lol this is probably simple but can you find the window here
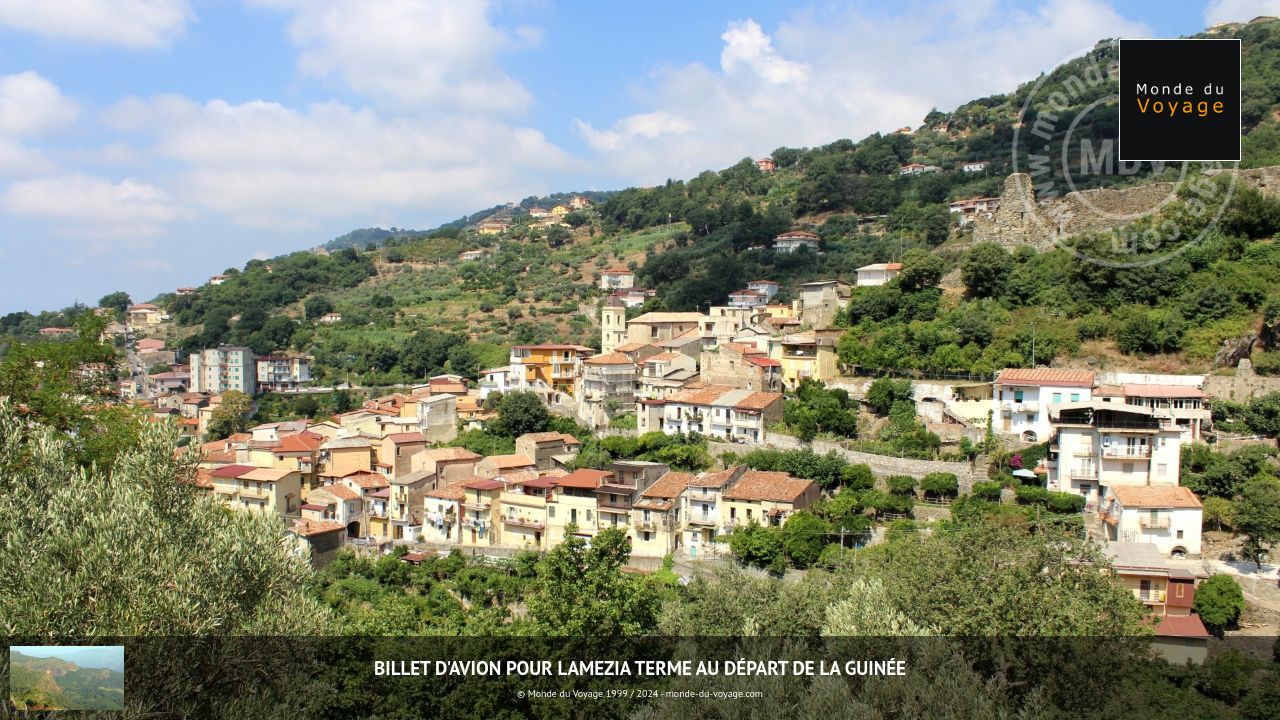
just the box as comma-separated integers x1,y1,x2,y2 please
586,510,593,522
1157,463,1168,476
1052,392,1062,403
1123,463,1134,474
1070,393,1080,402
548,506,556,518
1176,530,1184,539
1014,390,1024,402
730,507,736,519
643,531,651,542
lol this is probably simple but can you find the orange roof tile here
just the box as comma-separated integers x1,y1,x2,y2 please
418,447,482,462
723,471,815,503
345,472,391,490
485,453,537,469
556,468,612,489
996,368,1095,388
317,484,360,501
292,519,346,537
584,352,635,366
1109,485,1202,510
641,471,693,499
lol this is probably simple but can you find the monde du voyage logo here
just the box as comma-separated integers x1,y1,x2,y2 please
1119,38,1241,162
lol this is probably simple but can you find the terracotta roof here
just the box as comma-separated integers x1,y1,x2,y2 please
516,476,558,489
614,342,649,353
584,352,635,366
484,453,537,469
745,356,782,368
292,519,345,537
192,468,214,489
464,478,506,491
1109,485,1202,510
1154,614,1209,638
1122,384,1206,399
136,338,165,350
300,502,328,511
996,368,1095,388
519,431,580,445
603,267,634,274
644,351,683,363
775,230,819,239
735,391,784,411
688,466,744,489
723,471,815,503
629,312,706,324
274,432,324,454
210,464,256,479
428,381,467,394
641,471,694,499
384,431,427,444
418,447,482,462
238,467,296,482
556,468,612,489
511,343,594,351
319,484,361,501
369,487,390,498
344,472,390,490
426,480,468,501
721,342,764,356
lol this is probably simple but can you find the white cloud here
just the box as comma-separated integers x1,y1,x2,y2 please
1205,0,1280,24
248,0,534,112
1,174,188,240
576,0,1150,184
107,95,573,229
0,71,78,178
0,0,192,48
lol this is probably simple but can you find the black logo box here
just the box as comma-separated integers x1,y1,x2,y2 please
1119,38,1240,162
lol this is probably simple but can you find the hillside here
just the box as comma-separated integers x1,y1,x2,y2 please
9,650,125,711
9,19,1280,390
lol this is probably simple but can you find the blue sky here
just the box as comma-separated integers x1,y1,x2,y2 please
12,645,125,672
0,0,1271,313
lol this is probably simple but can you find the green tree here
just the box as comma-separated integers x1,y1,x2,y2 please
445,344,482,379
1192,574,1246,636
1234,476,1280,571
1244,391,1280,448
781,511,829,568
490,390,551,437
728,522,785,571
206,390,253,440
961,242,1012,299
304,295,334,321
864,377,913,416
895,248,944,291
526,527,658,635
97,291,131,315
400,329,462,378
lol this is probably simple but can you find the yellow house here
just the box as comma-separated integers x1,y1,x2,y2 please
550,204,571,217
209,464,303,517
721,470,820,530
770,330,840,390
631,471,691,557
509,344,593,399
460,478,504,545
499,475,554,550
319,436,374,479
377,431,428,477
545,468,611,547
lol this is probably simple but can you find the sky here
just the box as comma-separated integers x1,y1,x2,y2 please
12,645,125,672
0,0,1274,314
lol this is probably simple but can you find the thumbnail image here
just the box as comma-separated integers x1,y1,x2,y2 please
9,646,124,711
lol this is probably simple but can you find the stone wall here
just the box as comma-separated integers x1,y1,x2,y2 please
1203,360,1280,402
710,438,984,492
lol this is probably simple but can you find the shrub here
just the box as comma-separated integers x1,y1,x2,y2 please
886,474,917,496
841,463,876,491
971,481,1003,501
1193,575,1246,636
920,472,959,498
1045,491,1086,514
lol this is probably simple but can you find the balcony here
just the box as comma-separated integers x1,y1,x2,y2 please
634,518,660,532
1069,469,1096,480
239,487,270,500
462,500,491,511
1102,446,1151,459
503,516,545,530
1135,589,1167,603
1139,515,1170,529
1072,447,1095,457
598,496,632,511
687,514,718,527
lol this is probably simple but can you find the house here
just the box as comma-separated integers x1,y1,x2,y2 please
377,431,429,477
509,343,594,401
576,352,638,428
899,163,941,175
478,366,513,400
608,287,656,308
150,370,191,394
993,368,1095,442
1115,384,1212,442
209,465,303,517
638,351,699,400
599,267,635,290
855,262,903,287
632,471,692,556
722,470,820,530
474,222,507,237
422,481,468,544
596,460,668,535
136,338,165,352
515,432,581,471
746,280,779,302
772,230,820,254
175,286,197,296
755,157,776,173
528,207,550,218
1103,542,1203,617
546,468,612,546
638,384,785,443
318,312,342,324
1102,485,1202,558
961,161,989,173
682,465,748,555
410,447,482,488
454,478,502,545
727,288,767,308
126,303,165,326
255,355,312,393
498,474,554,550
550,204,571,217
190,346,256,395
425,375,468,397
209,274,229,285
289,519,346,568
700,342,779,392
625,312,707,345
948,197,1000,225
318,436,375,479
770,330,840,390
799,280,852,328
1047,401,1183,509
476,453,538,478
1152,614,1211,665
569,195,592,210
409,393,458,443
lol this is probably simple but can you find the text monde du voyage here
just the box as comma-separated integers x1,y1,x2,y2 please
1133,82,1229,118
374,658,908,678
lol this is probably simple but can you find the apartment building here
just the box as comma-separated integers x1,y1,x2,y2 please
1103,384,1212,442
770,330,840,390
595,461,667,534
255,355,311,392
1102,485,1203,558
722,471,820,530
499,475,555,550
209,465,302,517
993,368,1095,442
546,469,612,545
599,267,635,290
576,352,638,428
509,343,594,401
190,346,256,394
638,384,784,443
1047,401,1183,509
458,478,503,545
682,465,748,555
514,432,581,470
773,230,820,253
638,351,699,400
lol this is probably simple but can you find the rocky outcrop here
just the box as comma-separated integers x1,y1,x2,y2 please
1214,333,1257,368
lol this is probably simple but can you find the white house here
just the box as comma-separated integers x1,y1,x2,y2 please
948,197,1000,225
772,230,820,254
478,366,513,400
599,268,635,290
636,384,784,444
993,368,1095,442
1103,485,1202,558
961,161,989,172
1047,401,1183,510
746,280,779,301
855,262,903,287
899,163,941,175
